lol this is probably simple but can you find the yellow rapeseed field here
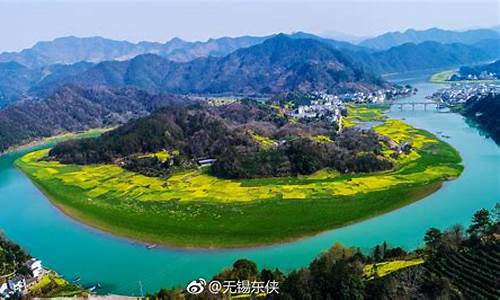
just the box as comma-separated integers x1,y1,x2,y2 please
21,115,460,204
364,258,425,279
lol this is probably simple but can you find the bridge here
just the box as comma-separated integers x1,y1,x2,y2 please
390,101,447,111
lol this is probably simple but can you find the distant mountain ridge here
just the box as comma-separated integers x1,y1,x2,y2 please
0,35,272,68
358,40,500,73
31,35,385,96
1,30,499,107
360,28,500,49
0,32,362,69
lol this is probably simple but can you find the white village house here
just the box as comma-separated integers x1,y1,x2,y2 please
7,275,26,294
0,258,46,298
0,282,10,298
25,258,44,278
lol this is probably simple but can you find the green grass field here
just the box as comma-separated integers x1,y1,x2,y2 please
15,115,463,248
29,272,85,297
430,70,457,83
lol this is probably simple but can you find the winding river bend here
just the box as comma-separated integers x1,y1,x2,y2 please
0,75,499,295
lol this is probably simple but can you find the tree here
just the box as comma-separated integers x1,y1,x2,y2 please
373,245,382,262
214,259,259,282
423,228,442,254
441,224,464,252
260,268,284,283
467,208,492,238
494,203,500,223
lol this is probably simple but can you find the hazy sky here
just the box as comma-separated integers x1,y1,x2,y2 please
0,0,498,52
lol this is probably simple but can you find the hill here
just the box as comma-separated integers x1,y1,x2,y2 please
16,104,463,247
48,100,393,178
456,59,500,79
360,27,500,49
462,94,500,144
0,62,41,106
0,85,190,153
359,40,500,73
0,61,96,107
37,35,386,96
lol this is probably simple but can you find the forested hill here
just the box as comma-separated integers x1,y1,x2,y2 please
458,59,500,77
49,100,393,179
35,35,386,96
462,94,500,144
353,40,500,74
0,85,191,153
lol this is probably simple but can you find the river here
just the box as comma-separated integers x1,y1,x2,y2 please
0,74,498,295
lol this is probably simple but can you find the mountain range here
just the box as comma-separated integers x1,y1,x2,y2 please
34,35,384,97
0,32,364,69
0,35,268,68
0,35,386,104
359,40,499,73
0,28,499,108
360,28,500,49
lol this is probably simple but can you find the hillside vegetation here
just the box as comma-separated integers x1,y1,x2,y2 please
48,101,394,178
0,85,190,153
148,206,500,299
462,94,500,144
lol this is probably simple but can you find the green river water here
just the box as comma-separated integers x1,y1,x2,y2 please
0,75,498,295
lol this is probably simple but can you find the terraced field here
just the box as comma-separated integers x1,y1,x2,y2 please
15,109,463,248
425,243,500,299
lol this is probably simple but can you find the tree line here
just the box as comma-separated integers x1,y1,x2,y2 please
148,204,500,299
49,100,393,179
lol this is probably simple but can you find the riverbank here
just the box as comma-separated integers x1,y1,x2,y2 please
15,116,463,249
430,69,500,84
0,128,112,156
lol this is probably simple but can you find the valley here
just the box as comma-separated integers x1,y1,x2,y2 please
0,15,498,297
0,77,497,295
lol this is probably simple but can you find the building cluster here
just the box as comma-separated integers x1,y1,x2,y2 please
451,71,499,81
290,92,345,123
0,258,46,298
289,86,414,123
339,86,415,104
430,83,500,104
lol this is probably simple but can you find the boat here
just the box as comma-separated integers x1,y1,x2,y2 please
146,244,158,249
87,283,101,292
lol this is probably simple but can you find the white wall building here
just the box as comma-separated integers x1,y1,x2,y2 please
0,282,10,297
7,276,26,294
25,258,44,278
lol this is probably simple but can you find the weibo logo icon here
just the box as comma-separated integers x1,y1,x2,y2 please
186,278,206,295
